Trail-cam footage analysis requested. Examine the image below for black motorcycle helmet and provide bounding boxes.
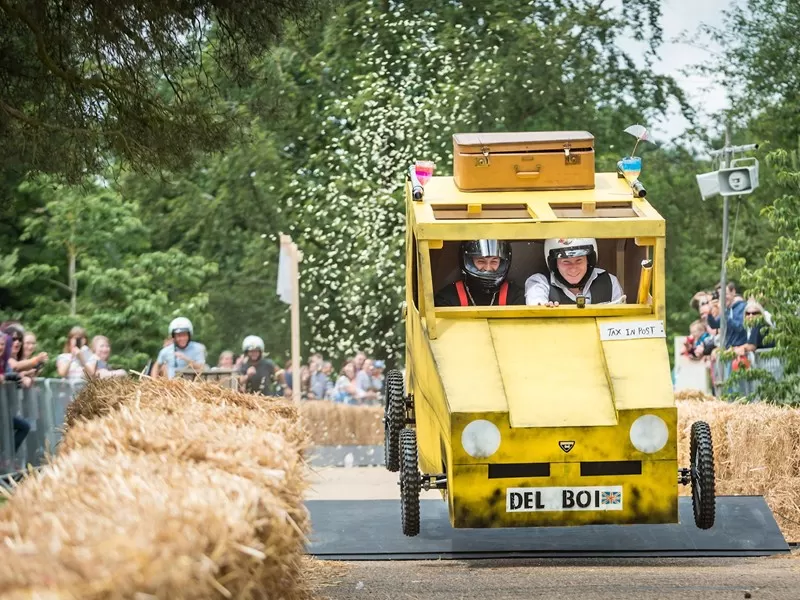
[459,240,512,292]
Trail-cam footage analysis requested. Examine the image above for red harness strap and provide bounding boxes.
[499,281,508,305]
[455,280,509,306]
[455,280,468,306]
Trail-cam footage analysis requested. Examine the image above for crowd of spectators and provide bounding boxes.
[212,348,386,405]
[681,281,775,379]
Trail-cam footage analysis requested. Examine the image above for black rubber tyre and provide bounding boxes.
[383,369,404,472]
[690,421,716,530]
[400,428,421,537]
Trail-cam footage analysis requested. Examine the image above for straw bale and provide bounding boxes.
[677,399,800,542]
[0,447,310,599]
[299,401,384,446]
[0,378,314,599]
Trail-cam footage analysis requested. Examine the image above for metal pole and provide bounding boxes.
[717,127,731,388]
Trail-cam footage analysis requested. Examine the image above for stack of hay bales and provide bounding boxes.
[0,377,311,599]
[677,395,800,542]
[299,401,383,446]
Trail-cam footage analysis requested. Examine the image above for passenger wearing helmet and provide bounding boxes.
[238,335,276,395]
[525,238,624,306]
[434,240,525,306]
[154,317,207,378]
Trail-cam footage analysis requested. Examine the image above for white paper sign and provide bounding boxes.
[507,486,623,512]
[599,320,665,341]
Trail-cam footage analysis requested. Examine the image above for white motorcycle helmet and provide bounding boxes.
[242,335,265,353]
[544,238,598,288]
[168,317,193,337]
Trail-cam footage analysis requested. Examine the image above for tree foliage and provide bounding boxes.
[0,0,328,177]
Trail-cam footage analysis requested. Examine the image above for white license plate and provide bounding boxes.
[506,485,623,512]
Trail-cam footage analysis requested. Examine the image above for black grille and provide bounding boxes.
[488,463,550,479]
[580,461,642,476]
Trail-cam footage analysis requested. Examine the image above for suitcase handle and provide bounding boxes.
[515,168,540,178]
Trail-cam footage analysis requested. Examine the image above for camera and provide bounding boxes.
[711,290,719,301]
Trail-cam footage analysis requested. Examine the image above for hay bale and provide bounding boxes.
[299,401,384,446]
[677,399,800,542]
[0,448,309,599]
[0,378,312,599]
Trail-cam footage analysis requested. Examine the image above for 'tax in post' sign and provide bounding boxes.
[599,320,665,341]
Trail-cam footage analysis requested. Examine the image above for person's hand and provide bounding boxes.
[21,376,33,389]
[71,346,81,358]
[541,300,560,308]
[734,345,747,356]
[693,346,704,358]
[35,352,48,365]
[175,352,189,362]
[247,366,256,377]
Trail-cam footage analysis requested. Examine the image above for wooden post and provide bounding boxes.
[280,234,303,405]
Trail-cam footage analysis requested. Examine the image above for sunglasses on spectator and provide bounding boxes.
[745,311,762,316]
[11,336,22,342]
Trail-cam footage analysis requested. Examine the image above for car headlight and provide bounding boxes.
[461,419,501,459]
[629,414,669,454]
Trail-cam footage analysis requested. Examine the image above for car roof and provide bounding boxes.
[408,173,665,241]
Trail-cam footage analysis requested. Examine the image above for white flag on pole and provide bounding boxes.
[277,239,292,305]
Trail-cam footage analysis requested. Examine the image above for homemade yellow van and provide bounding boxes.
[383,132,716,536]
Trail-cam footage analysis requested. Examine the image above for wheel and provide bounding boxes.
[690,421,716,529]
[400,428,421,537]
[383,369,404,472]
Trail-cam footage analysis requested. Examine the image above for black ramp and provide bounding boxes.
[306,496,790,559]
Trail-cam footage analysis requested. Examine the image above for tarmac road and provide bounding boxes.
[307,467,800,600]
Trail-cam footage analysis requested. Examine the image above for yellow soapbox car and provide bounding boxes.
[383,139,716,537]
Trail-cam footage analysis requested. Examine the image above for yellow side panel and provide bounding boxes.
[429,319,508,413]
[488,319,617,428]
[602,337,674,410]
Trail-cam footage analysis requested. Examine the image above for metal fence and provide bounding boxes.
[1,378,85,478]
[711,348,786,399]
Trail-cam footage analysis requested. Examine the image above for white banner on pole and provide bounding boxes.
[277,238,292,305]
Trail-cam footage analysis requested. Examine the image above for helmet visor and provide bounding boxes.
[465,239,511,260]
[551,245,593,260]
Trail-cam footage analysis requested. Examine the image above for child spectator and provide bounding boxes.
[57,326,97,381]
[91,335,127,378]
[217,351,235,369]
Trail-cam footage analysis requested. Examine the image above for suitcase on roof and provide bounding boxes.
[452,131,595,191]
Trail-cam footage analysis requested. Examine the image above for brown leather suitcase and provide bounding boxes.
[452,131,595,191]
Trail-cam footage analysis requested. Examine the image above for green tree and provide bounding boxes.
[726,147,800,404]
[0,0,329,177]
[275,0,689,362]
[0,178,217,373]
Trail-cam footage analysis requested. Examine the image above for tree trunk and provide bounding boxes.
[68,246,77,316]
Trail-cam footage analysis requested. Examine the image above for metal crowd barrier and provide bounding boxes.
[0,378,86,478]
[711,348,785,399]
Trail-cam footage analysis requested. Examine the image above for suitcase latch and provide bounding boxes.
[564,143,580,165]
[475,145,491,167]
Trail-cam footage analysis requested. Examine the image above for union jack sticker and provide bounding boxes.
[601,490,621,505]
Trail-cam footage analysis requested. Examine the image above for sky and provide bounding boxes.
[614,0,736,143]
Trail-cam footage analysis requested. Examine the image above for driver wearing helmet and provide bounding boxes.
[238,335,276,395]
[154,317,207,378]
[525,238,624,306]
[434,239,525,306]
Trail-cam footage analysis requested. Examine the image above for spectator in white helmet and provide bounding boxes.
[525,238,624,307]
[238,335,276,395]
[153,317,207,379]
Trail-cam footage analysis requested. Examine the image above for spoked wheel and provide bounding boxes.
[383,369,405,472]
[400,428,421,537]
[690,421,716,529]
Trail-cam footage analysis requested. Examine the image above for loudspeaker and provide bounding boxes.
[718,158,759,197]
[696,171,720,200]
